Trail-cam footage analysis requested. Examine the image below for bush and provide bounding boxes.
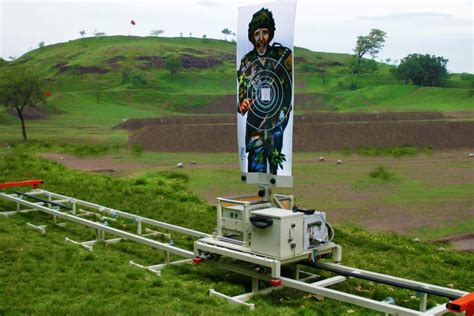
[131,73,147,87]
[130,144,144,156]
[423,146,434,155]
[60,144,115,157]
[369,166,395,181]
[390,146,417,157]
[165,55,181,78]
[357,146,418,157]
[342,145,352,156]
[394,54,448,86]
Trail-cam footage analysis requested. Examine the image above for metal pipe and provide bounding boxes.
[36,190,210,238]
[13,191,72,210]
[311,262,467,300]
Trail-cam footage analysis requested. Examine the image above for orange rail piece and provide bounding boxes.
[447,293,474,316]
[0,180,43,190]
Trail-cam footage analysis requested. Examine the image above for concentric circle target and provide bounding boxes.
[243,57,292,132]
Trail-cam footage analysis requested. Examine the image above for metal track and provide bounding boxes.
[0,190,204,258]
[35,189,211,239]
[312,261,466,300]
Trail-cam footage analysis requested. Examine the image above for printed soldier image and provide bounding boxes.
[237,8,293,175]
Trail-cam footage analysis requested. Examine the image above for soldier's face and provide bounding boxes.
[253,28,269,56]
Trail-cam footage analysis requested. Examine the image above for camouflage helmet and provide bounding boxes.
[248,8,276,44]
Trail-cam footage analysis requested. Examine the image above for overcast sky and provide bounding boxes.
[1,0,472,73]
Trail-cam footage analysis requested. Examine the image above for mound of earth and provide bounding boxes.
[120,111,445,131]
[127,113,474,152]
[436,233,474,252]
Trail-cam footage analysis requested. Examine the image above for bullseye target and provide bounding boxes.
[243,57,292,132]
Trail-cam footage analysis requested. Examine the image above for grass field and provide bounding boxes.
[0,146,473,315]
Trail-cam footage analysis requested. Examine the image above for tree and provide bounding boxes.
[150,29,164,37]
[38,41,45,49]
[165,55,181,78]
[353,29,387,71]
[0,70,45,141]
[317,67,327,84]
[86,75,105,104]
[79,30,86,38]
[93,30,106,37]
[394,54,449,87]
[221,28,232,41]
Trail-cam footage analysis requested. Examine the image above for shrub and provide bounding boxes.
[165,55,181,78]
[342,145,352,156]
[389,146,417,157]
[131,144,144,156]
[131,73,147,87]
[423,146,434,155]
[369,166,395,181]
[60,144,115,157]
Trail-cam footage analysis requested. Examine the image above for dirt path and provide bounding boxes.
[40,153,144,174]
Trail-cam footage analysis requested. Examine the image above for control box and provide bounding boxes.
[303,212,328,250]
[220,203,271,240]
[250,208,303,259]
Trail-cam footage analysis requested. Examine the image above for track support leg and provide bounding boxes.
[27,222,47,234]
[129,258,192,276]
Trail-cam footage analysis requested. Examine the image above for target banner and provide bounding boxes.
[237,2,296,186]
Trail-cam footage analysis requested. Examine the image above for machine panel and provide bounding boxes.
[250,208,303,259]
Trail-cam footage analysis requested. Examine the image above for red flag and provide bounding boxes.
[131,20,136,26]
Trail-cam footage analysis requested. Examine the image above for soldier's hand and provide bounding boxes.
[240,98,252,113]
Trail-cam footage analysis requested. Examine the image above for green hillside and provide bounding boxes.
[0,36,473,144]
